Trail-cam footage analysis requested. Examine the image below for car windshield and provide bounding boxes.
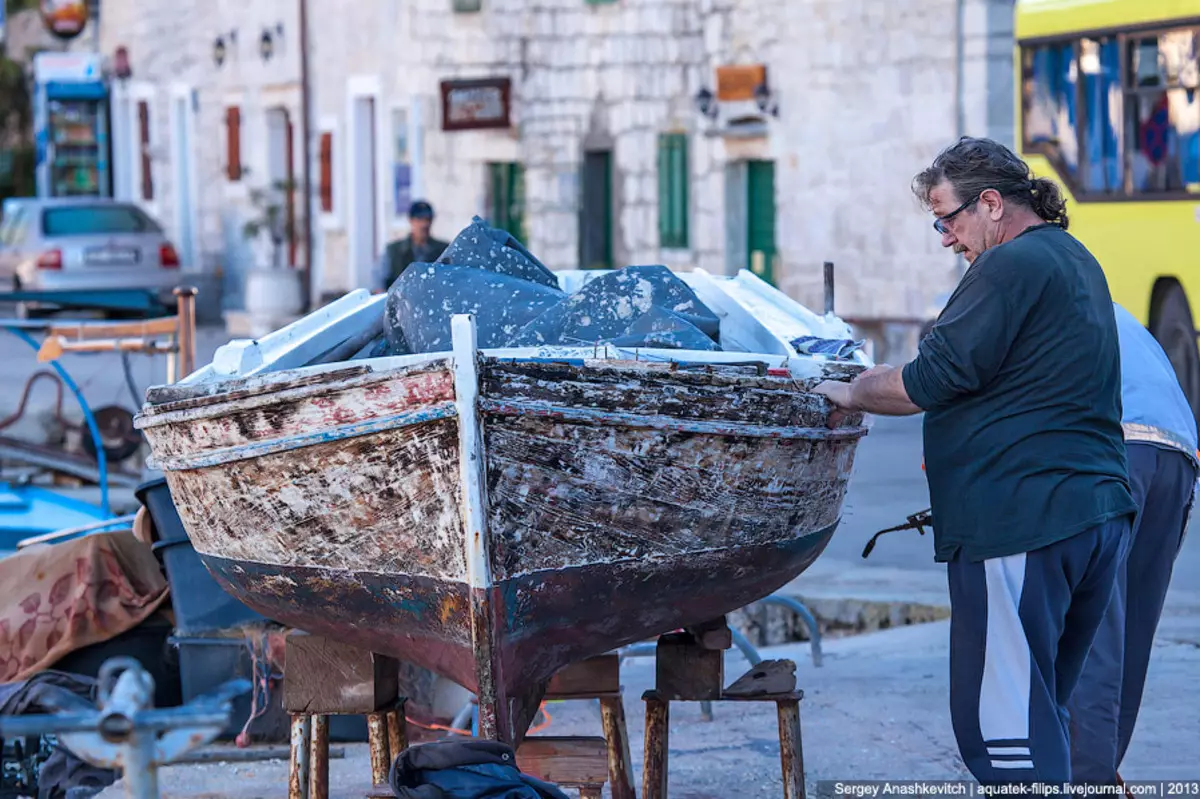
[41,205,162,237]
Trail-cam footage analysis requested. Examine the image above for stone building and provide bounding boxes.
[97,0,1016,342]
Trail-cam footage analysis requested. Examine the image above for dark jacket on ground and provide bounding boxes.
[902,223,1137,562]
[389,739,570,799]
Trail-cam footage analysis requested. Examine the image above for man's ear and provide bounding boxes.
[981,188,1005,221]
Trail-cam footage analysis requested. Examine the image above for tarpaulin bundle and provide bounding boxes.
[382,216,722,356]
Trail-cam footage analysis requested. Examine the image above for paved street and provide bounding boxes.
[2,324,1197,793]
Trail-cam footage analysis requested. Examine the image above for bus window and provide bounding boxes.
[1126,29,1200,194]
[1024,42,1079,177]
[1080,37,1123,194]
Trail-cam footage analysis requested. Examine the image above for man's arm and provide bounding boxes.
[814,364,923,418]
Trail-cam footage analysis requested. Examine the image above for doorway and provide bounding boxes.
[488,162,526,244]
[579,150,612,270]
[350,94,378,288]
[170,90,196,268]
[265,107,296,266]
[745,160,776,285]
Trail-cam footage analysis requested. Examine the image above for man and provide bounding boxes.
[815,137,1136,783]
[1068,304,1198,783]
[378,200,450,290]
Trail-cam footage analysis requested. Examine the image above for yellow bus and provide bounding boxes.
[1015,0,1200,418]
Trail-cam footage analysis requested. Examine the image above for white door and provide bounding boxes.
[350,95,378,289]
[171,93,196,268]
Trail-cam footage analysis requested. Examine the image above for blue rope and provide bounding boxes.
[3,326,111,517]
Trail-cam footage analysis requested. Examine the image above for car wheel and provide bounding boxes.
[1151,284,1200,423]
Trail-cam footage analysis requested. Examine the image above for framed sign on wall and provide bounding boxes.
[439,77,512,132]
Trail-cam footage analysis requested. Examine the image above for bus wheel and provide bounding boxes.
[1152,284,1200,421]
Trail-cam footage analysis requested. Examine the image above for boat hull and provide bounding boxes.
[138,352,866,743]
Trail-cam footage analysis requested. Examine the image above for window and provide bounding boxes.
[657,133,689,248]
[42,205,162,236]
[319,132,334,213]
[225,106,243,182]
[488,162,525,243]
[451,0,482,10]
[137,100,154,201]
[1126,29,1200,193]
[1022,26,1200,198]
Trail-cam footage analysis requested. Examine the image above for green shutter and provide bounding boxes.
[452,0,482,11]
[657,133,689,249]
[488,162,526,243]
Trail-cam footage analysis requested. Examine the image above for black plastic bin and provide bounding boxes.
[136,477,266,635]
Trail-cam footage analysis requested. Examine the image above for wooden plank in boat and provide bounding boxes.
[143,364,373,410]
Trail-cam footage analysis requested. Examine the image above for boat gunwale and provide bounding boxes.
[134,358,455,429]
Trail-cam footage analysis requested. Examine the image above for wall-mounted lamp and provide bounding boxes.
[260,28,275,61]
[213,36,227,67]
[112,45,132,80]
[694,87,718,120]
[753,83,780,118]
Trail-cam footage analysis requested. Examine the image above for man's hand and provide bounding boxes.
[813,364,919,427]
[813,379,857,429]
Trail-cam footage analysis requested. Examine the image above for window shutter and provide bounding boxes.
[137,101,154,201]
[225,106,242,181]
[657,133,689,248]
[319,132,333,213]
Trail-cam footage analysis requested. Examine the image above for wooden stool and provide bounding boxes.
[640,624,808,799]
[283,633,407,799]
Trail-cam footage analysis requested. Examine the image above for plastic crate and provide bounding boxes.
[136,477,267,635]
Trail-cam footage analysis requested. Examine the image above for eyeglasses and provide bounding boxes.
[933,194,981,235]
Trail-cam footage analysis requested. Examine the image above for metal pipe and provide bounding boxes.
[823,262,834,316]
[730,628,763,667]
[759,595,824,667]
[298,0,315,313]
[3,325,110,515]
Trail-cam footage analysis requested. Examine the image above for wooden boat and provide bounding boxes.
[133,269,870,744]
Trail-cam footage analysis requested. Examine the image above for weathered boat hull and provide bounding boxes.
[137,321,866,744]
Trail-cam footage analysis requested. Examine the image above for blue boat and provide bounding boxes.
[0,483,120,556]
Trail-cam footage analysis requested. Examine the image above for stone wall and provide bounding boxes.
[100,0,1019,326]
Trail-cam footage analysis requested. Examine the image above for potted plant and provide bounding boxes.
[241,178,304,318]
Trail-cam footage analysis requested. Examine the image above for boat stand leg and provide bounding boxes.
[641,691,669,799]
[368,712,391,786]
[599,696,636,799]
[387,699,408,759]
[776,698,805,799]
[289,713,312,799]
[309,714,329,799]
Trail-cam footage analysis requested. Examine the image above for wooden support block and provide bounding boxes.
[283,634,400,714]
[516,736,609,787]
[599,696,636,799]
[723,659,797,698]
[685,616,733,650]
[655,632,723,701]
[546,654,621,699]
[642,691,670,799]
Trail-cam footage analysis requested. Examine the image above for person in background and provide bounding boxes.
[1068,304,1198,784]
[815,137,1136,783]
[377,200,449,291]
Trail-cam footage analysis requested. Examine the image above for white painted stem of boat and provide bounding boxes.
[452,313,494,593]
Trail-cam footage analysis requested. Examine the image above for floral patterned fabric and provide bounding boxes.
[0,530,169,682]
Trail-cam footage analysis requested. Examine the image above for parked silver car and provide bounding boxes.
[0,198,183,311]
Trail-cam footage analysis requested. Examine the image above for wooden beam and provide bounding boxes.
[282,634,399,714]
[655,632,723,701]
[516,736,609,786]
[546,654,620,698]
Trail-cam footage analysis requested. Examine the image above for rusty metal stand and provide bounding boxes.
[640,626,807,799]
